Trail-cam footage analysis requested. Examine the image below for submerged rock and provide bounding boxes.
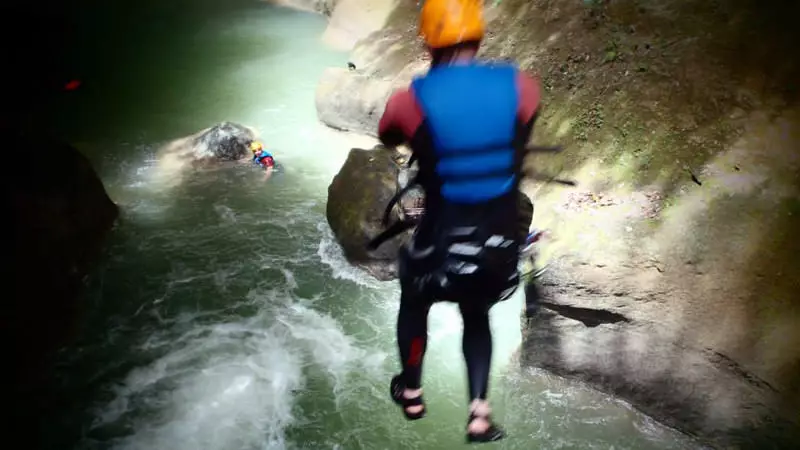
[190,121,256,161]
[2,131,118,402]
[326,146,412,280]
[153,121,259,188]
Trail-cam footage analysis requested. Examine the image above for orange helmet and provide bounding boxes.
[419,0,485,49]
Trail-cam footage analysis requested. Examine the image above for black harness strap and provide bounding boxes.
[366,154,421,251]
[366,219,417,251]
[365,144,566,251]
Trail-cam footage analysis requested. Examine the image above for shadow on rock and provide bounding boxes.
[1,131,118,440]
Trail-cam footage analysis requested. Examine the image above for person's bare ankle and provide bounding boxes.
[404,388,422,399]
[404,388,423,414]
[467,400,491,433]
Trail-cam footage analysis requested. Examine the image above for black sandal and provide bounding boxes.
[466,411,505,443]
[390,374,426,421]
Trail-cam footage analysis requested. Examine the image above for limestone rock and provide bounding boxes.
[315,68,394,136]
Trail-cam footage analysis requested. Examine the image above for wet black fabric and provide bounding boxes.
[395,272,493,400]
[392,100,540,404]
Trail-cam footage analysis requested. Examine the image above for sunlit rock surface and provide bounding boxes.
[191,121,256,161]
[320,0,399,51]
[267,0,396,51]
[315,68,393,135]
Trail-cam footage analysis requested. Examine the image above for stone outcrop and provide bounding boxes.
[326,146,415,280]
[152,122,259,187]
[320,0,400,50]
[191,121,256,161]
[2,131,119,403]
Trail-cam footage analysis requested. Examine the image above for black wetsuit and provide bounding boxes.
[378,60,541,402]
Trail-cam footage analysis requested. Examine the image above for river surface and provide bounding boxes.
[43,1,702,449]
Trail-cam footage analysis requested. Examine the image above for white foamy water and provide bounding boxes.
[91,297,373,450]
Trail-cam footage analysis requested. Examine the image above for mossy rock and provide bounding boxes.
[326,146,410,280]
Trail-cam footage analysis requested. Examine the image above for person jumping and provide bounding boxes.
[377,0,542,443]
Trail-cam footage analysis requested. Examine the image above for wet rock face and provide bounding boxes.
[315,67,393,136]
[521,251,800,449]
[191,121,256,161]
[2,132,118,399]
[326,146,412,281]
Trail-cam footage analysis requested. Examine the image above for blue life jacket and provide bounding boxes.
[411,61,519,204]
[253,150,273,164]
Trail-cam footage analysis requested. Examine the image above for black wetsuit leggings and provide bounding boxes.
[396,287,493,401]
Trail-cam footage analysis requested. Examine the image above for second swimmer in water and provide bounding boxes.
[249,141,276,180]
[250,141,274,169]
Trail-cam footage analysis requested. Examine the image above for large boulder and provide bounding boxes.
[2,131,118,411]
[190,121,256,161]
[326,146,415,280]
[152,121,258,187]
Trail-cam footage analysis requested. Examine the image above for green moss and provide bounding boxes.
[327,148,399,260]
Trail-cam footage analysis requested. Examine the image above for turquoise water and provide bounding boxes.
[44,1,701,449]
